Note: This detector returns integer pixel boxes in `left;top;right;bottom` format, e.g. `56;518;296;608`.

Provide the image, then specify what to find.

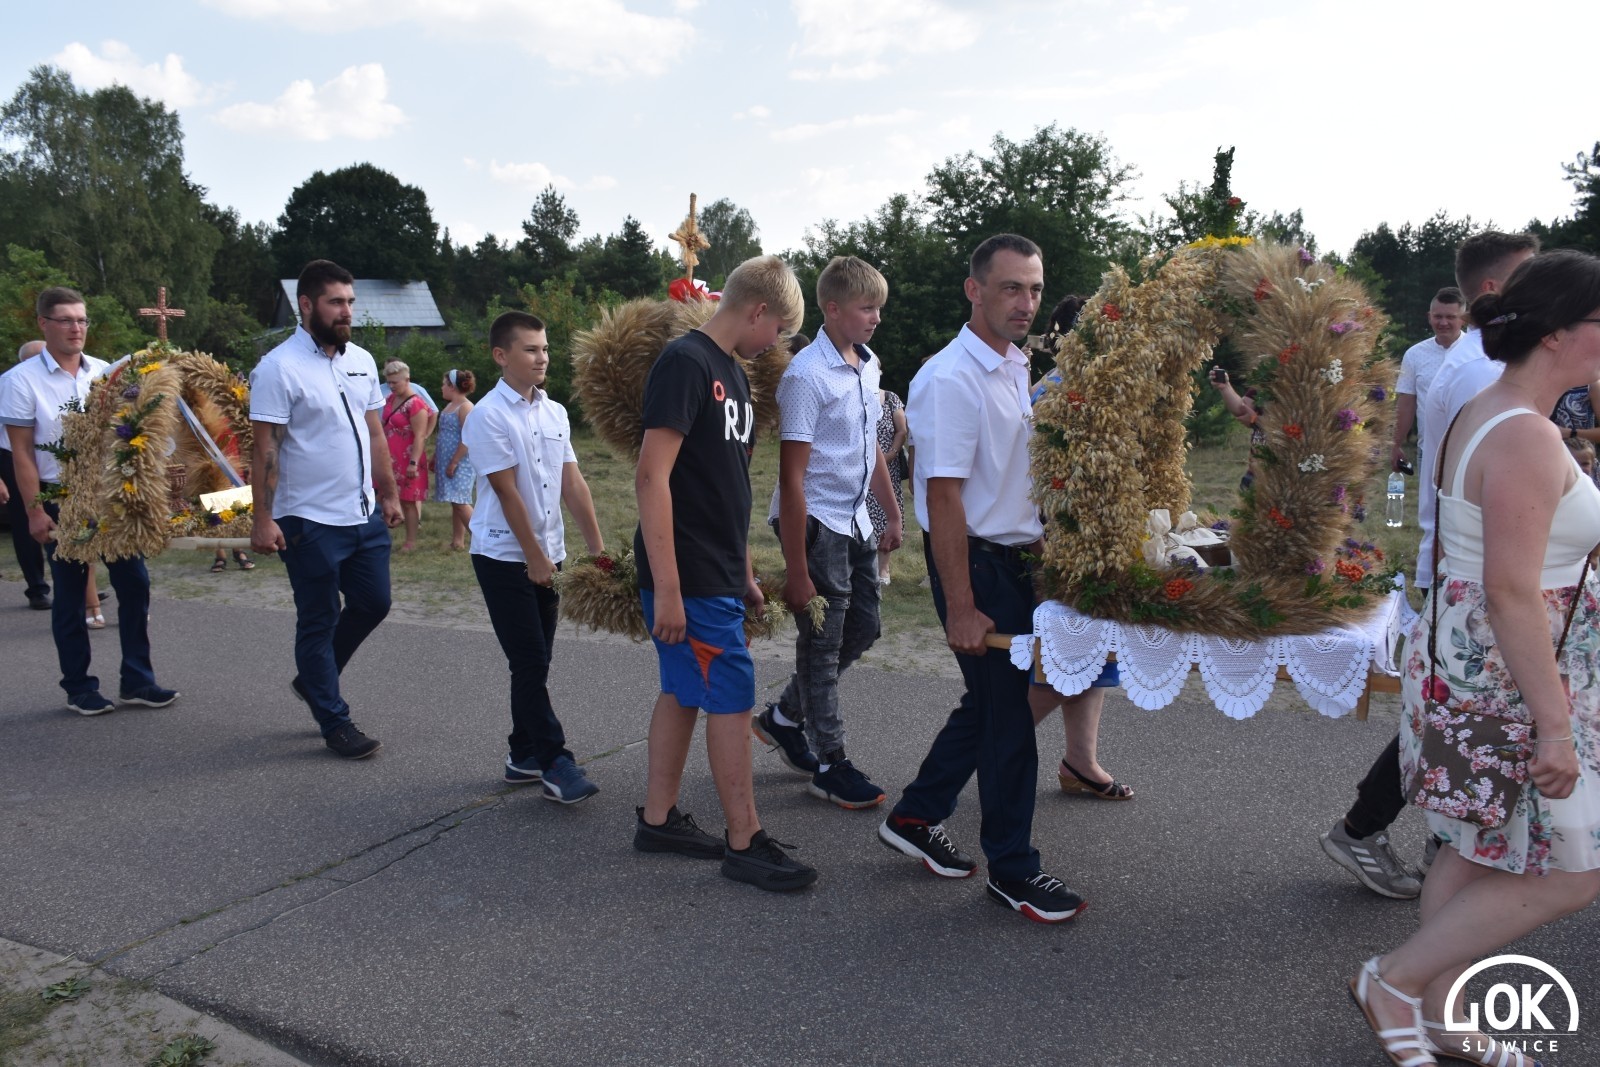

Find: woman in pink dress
381;359;430;551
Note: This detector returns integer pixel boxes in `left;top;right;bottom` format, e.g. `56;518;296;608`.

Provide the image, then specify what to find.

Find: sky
4;0;1596;271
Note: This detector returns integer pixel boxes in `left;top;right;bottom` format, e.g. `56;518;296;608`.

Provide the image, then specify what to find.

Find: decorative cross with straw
138;286;186;343
668;193;710;285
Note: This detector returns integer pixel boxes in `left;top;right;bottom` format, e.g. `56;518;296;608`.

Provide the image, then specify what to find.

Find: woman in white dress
1353;251;1600;1067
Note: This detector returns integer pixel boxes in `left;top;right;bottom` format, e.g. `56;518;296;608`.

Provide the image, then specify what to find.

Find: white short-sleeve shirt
1396;335;1458;408
908;324;1043;546
249;327;383;526
1416;329;1499;587
766;331;882;538
463;378;577;565
0;349;109;483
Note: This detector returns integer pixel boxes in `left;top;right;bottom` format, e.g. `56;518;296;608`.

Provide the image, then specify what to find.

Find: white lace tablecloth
1009;588;1415;719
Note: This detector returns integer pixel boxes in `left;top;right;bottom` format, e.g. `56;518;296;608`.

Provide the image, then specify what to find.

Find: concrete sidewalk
2;580;1596;1066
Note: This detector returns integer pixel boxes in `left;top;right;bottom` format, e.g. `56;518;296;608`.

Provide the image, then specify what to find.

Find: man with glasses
250;259;402;759
0;288;179;715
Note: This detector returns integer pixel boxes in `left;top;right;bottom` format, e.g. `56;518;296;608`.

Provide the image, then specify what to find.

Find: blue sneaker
807;757;886;809
752;704;818;775
118;685;179;709
541;756;599;805
66;691;115;716
504;755;544;785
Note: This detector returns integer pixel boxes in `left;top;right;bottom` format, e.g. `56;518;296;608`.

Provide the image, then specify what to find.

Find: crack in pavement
94;738;648;978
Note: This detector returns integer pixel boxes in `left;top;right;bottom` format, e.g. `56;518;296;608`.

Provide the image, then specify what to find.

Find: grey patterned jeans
774;517;881;759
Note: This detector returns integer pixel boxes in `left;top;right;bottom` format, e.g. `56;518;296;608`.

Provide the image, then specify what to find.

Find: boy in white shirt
463;311;605;804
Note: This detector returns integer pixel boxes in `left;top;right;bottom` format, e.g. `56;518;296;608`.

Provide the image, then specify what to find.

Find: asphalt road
2;579;1596;1066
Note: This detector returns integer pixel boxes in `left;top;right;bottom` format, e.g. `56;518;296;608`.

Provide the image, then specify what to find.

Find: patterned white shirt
767;330;882;539
1396;334;1458;410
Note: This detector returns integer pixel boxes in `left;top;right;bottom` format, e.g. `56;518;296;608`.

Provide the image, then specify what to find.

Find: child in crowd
631;254;817;891
463;311;605;804
755;255;901;809
1565;432;1596;479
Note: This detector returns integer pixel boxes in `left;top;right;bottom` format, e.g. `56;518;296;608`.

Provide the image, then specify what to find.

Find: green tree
1538;142;1600;254
581;216;662;299
1143;147;1248;249
0;245;142;362
923;124;1137;305
272;163;439;280
518;185;580;283
0;66;221;336
1350;211;1476;339
695;198;763;285
204;203;278;322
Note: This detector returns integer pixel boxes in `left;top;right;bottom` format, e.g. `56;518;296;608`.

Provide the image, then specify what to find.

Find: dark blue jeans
471;555;572;770
893;535;1041;881
2;449;49;600
278;513;392;736
41;500;155;698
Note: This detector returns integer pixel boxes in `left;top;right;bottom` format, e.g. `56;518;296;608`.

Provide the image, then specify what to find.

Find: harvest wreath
556;294;817;640
1029;239;1400;637
43;344;255;562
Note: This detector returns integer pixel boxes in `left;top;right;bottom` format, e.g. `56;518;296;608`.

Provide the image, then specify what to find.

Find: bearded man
249;260;402;759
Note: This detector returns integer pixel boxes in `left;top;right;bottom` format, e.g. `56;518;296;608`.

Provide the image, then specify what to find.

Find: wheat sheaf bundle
571;297;791;462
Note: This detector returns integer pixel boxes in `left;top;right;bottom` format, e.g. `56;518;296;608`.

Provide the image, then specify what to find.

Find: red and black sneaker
877;816;977;878
985;873;1086;924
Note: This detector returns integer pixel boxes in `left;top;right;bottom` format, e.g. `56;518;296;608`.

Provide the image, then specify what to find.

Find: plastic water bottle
1385;472;1405;528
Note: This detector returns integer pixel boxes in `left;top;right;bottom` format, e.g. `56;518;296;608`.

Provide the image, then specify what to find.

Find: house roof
276;279;445;328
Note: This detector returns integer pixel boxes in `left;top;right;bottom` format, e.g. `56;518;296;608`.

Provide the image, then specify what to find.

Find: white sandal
1349;957;1437;1067
1422;1020;1542;1067
85;611;105;629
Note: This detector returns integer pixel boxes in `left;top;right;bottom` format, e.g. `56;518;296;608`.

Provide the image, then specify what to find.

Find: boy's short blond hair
1565;434;1596;462
720;254;805;332
816;255;888;311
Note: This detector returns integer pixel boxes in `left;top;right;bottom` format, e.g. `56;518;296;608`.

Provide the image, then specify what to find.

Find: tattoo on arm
253;423;285;515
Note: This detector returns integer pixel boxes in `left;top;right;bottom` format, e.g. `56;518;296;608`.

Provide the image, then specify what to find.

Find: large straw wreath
559;295;811;640
1030;239;1399;637
46;345;255;562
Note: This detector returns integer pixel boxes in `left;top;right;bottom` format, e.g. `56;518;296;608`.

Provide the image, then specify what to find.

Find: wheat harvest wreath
1030;239;1400;638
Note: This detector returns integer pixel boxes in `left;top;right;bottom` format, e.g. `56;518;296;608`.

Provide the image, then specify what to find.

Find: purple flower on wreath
1352;502;1367;522
1329;320;1357;335
1305;559;1326;575
1331;484;1347;504
1298;247;1315;264
121;385;141;400
1168;554;1202;573
1369;385;1387;402
1210;519;1231;532
115;424;136;440
206;513;223;526
1335;408;1362;431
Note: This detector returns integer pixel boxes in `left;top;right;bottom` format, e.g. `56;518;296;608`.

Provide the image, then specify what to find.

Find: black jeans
1344;732;1405;839
472;554;572;770
892;535;1041;881
0;449;49;600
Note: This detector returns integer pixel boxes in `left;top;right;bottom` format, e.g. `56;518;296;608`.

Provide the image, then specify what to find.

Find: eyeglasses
42;316;89;328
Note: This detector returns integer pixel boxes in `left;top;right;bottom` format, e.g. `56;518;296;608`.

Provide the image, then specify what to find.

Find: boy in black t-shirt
631;255;819;892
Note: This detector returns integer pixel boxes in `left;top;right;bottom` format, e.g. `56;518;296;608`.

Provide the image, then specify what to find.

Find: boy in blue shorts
631;254;818;892
755;255;902;808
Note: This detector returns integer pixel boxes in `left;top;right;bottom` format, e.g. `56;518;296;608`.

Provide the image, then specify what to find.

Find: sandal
210;556;228;573
233;550;255;570
1422;1020;1542;1067
1350;957;1437;1067
86;611;105;629
1058;759;1134;800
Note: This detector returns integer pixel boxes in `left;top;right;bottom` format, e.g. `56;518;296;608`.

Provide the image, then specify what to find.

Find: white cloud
790;61;889;83
733;105;772;121
770;108;920;143
790;0;977;74
488;161;574;189
203;0;695;79
586;175;619;190
51;40;212;107
1126;4;1189;32
462;157;481;172
216;64;406;141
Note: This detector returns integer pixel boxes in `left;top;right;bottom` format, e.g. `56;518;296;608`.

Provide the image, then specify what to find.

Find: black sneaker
118;684;179;708
985;873;1087;924
751;703;818;775
325;722;381;759
65;691;115;716
721;830;818;892
28;593;51;610
877;816;977;878
633;806;723;859
808;757;886;809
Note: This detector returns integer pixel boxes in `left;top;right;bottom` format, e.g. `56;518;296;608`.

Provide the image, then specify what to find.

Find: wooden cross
138;286;186;342
668;193;711;284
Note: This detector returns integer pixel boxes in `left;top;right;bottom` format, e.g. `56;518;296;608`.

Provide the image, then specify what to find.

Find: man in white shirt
0;288;178;715
250;260;402;760
1320;231;1538;898
1391;286;1465;472
876;234;1086;924
464;310;604;803
1;340;51;608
